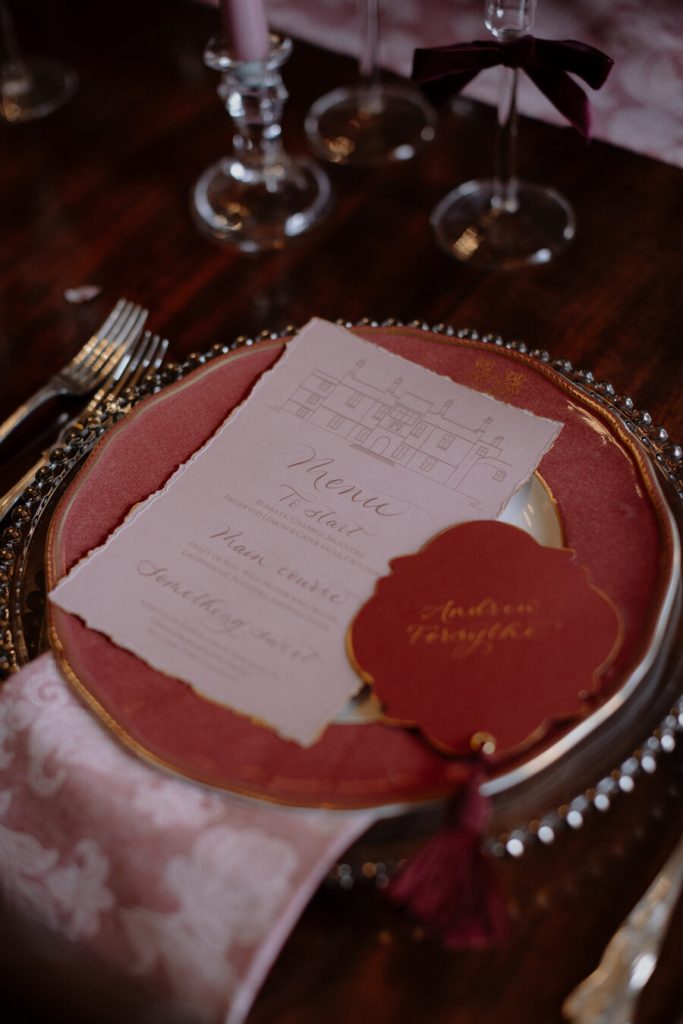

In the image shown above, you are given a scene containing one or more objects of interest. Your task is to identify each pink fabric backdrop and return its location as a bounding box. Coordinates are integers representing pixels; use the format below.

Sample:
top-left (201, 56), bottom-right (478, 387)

top-left (262, 0), bottom-right (683, 168)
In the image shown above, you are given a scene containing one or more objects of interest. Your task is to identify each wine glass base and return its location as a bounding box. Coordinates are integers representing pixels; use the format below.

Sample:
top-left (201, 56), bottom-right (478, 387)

top-left (0, 56), bottom-right (78, 122)
top-left (431, 179), bottom-right (576, 269)
top-left (305, 82), bottom-right (437, 166)
top-left (191, 155), bottom-right (333, 253)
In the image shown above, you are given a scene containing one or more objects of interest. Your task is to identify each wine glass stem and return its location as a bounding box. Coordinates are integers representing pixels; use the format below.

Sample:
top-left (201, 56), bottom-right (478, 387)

top-left (358, 0), bottom-right (383, 112)
top-left (359, 0), bottom-right (379, 81)
top-left (0, 0), bottom-right (27, 77)
top-left (493, 65), bottom-right (520, 213)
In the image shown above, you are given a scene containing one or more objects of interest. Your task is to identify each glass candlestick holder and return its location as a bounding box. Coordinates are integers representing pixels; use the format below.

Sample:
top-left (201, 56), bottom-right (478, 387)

top-left (191, 34), bottom-right (333, 252)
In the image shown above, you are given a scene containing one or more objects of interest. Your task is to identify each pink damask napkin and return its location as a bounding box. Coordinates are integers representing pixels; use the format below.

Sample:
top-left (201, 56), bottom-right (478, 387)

top-left (0, 653), bottom-right (375, 1023)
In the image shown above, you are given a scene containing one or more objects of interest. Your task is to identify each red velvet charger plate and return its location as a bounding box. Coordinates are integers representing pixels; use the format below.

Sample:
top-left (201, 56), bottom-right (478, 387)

top-left (46, 327), bottom-right (679, 809)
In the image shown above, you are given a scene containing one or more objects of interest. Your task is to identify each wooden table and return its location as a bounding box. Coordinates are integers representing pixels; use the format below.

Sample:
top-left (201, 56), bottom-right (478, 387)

top-left (2, 2), bottom-right (683, 1022)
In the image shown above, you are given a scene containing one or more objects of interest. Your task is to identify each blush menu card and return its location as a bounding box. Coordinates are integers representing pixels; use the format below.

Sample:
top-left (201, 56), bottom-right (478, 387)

top-left (50, 319), bottom-right (562, 746)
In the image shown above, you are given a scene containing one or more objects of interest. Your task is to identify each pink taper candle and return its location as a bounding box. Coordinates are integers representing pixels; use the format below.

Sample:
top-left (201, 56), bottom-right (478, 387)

top-left (221, 0), bottom-right (270, 62)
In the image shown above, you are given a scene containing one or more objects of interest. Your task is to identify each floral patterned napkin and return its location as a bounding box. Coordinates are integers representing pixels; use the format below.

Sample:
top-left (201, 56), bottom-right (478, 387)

top-left (0, 653), bottom-right (375, 1023)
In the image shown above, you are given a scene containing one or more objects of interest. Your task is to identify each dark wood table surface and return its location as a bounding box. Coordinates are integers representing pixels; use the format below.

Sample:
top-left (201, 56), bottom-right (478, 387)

top-left (2, 2), bottom-right (683, 1022)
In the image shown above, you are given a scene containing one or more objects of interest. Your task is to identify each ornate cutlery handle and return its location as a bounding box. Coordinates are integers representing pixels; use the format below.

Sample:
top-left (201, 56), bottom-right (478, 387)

top-left (563, 835), bottom-right (683, 1023)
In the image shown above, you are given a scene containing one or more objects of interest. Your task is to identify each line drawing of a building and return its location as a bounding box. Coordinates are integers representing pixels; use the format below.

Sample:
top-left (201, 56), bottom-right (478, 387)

top-left (281, 359), bottom-right (513, 507)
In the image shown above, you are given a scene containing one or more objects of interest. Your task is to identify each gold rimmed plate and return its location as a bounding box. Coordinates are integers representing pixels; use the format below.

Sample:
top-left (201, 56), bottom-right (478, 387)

top-left (3, 323), bottom-right (682, 854)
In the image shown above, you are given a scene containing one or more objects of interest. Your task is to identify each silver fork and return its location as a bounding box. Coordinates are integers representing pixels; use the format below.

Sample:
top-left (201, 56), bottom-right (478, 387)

top-left (0, 298), bottom-right (148, 451)
top-left (0, 331), bottom-right (168, 523)
top-left (75, 329), bottom-right (169, 420)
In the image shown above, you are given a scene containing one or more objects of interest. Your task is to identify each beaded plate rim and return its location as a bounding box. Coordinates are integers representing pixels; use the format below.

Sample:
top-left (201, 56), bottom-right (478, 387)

top-left (1, 317), bottom-right (682, 862)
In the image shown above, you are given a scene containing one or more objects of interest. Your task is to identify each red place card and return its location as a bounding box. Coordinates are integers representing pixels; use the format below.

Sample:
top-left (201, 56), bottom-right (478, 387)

top-left (348, 521), bottom-right (623, 759)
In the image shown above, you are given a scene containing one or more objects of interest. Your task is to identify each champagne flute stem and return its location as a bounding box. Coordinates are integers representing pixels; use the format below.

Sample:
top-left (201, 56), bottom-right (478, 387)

top-left (358, 0), bottom-right (382, 113)
top-left (493, 64), bottom-right (520, 213)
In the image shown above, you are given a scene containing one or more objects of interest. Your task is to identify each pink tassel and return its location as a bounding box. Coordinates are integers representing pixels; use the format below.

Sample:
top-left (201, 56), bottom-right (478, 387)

top-left (388, 771), bottom-right (508, 949)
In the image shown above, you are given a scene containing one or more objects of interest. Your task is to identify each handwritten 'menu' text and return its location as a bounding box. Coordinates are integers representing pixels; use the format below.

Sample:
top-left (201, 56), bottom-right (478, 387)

top-left (286, 446), bottom-right (407, 518)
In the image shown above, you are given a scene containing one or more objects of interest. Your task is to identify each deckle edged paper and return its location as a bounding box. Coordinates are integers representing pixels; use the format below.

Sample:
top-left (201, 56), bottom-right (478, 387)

top-left (50, 318), bottom-right (563, 746)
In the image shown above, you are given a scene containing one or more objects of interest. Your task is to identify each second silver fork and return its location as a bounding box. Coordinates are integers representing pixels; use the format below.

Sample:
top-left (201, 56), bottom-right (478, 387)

top-left (0, 299), bottom-right (148, 452)
top-left (0, 331), bottom-right (168, 523)
top-left (70, 329), bottom-right (169, 426)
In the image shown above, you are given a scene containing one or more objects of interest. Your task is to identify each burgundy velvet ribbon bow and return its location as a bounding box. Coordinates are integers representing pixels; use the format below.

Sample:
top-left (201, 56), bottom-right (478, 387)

top-left (412, 35), bottom-right (614, 137)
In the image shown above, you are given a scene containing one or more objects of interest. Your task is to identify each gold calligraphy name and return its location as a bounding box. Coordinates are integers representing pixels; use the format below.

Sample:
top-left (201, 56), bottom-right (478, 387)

top-left (406, 595), bottom-right (550, 659)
